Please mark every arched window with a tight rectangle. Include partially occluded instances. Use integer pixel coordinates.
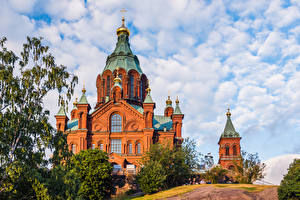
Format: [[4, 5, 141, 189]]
[[102, 79, 105, 99], [137, 143, 141, 154], [128, 143, 132, 154], [106, 76, 110, 96], [140, 81, 143, 100], [72, 144, 76, 154], [111, 114, 122, 132], [233, 145, 237, 156], [225, 146, 229, 156], [130, 74, 134, 98], [99, 143, 104, 151]]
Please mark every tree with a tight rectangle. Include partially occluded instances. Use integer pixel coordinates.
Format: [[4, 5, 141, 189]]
[[205, 165, 228, 184], [278, 159, 300, 200], [233, 151, 265, 184], [70, 149, 114, 200], [136, 160, 167, 194], [137, 138, 201, 194], [0, 36, 77, 198]]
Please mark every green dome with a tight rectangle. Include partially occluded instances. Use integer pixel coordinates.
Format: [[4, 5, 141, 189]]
[[103, 34, 143, 74]]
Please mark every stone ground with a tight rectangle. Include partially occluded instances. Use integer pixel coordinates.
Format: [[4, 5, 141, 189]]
[[163, 186, 278, 200]]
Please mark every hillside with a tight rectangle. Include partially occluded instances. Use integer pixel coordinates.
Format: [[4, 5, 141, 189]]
[[130, 184, 278, 200]]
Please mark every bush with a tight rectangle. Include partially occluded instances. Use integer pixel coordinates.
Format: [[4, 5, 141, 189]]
[[278, 159, 300, 200], [136, 161, 167, 194], [205, 166, 228, 184], [70, 149, 114, 200]]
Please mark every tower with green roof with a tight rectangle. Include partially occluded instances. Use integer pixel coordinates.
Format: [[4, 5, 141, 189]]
[[218, 108, 241, 170], [55, 15, 184, 173]]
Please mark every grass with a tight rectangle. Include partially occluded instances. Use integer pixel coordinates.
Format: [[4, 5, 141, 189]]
[[125, 184, 278, 200], [131, 185, 206, 200]]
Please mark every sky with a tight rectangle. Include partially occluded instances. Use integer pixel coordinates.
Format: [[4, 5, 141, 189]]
[[1, 0, 300, 184]]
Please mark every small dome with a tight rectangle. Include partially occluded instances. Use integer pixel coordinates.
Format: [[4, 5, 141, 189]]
[[116, 16, 130, 36]]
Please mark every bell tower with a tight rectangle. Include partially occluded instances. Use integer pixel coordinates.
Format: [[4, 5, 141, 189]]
[[218, 108, 241, 169]]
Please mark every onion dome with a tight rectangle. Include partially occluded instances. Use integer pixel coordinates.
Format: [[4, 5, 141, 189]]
[[103, 16, 143, 75], [116, 16, 130, 36], [166, 96, 172, 107], [113, 68, 122, 89]]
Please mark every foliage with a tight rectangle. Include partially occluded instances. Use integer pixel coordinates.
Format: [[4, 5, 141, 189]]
[[204, 165, 228, 184], [137, 138, 201, 194], [70, 149, 114, 200], [0, 36, 78, 198], [278, 159, 300, 200], [136, 161, 166, 194], [233, 151, 266, 184]]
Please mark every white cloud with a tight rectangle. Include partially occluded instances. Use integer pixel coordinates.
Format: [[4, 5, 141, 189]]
[[8, 0, 36, 13]]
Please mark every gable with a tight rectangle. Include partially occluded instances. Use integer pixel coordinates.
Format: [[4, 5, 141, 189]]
[[90, 100, 144, 132]]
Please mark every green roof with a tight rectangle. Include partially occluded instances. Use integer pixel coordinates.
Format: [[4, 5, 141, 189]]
[[103, 34, 143, 74], [56, 106, 66, 116], [78, 93, 88, 104], [221, 115, 240, 138], [67, 119, 78, 131], [153, 115, 173, 131], [173, 103, 182, 115], [143, 92, 154, 103]]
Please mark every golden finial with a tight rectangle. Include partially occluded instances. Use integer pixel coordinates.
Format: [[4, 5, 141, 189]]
[[117, 8, 130, 36], [82, 82, 86, 94], [146, 79, 151, 93], [226, 105, 231, 117], [166, 93, 172, 105], [73, 97, 78, 106], [114, 67, 122, 83], [175, 96, 179, 104]]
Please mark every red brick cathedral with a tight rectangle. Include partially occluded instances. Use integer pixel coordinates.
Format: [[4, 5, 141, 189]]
[[55, 17, 184, 173], [218, 109, 241, 170]]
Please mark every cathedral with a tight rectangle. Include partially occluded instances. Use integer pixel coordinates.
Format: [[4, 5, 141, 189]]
[[218, 109, 241, 170], [55, 17, 184, 174]]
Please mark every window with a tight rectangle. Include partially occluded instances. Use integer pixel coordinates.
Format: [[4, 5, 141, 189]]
[[140, 81, 143, 100], [102, 79, 105, 98], [111, 114, 122, 132], [128, 143, 132, 154], [92, 144, 95, 149], [225, 146, 229, 156], [233, 145, 237, 156], [99, 143, 104, 151], [111, 139, 121, 154], [137, 143, 141, 154], [130, 74, 134, 97], [72, 144, 76, 154], [106, 76, 110, 96]]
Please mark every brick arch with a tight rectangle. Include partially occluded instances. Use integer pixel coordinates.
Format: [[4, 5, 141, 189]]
[[125, 120, 139, 131], [108, 111, 124, 132], [135, 139, 144, 154], [127, 69, 140, 99]]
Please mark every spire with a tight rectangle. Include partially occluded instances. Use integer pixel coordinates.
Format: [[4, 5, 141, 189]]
[[222, 108, 240, 138], [143, 81, 153, 103], [103, 11, 142, 75], [116, 9, 130, 36], [166, 91, 172, 107], [173, 96, 182, 115], [56, 100, 66, 116], [78, 84, 88, 104], [72, 97, 78, 110]]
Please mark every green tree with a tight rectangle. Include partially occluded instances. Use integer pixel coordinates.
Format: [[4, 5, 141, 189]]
[[136, 160, 167, 194], [0, 36, 77, 198], [233, 151, 266, 184], [137, 138, 201, 194], [204, 165, 228, 184], [278, 159, 300, 200], [70, 149, 114, 200]]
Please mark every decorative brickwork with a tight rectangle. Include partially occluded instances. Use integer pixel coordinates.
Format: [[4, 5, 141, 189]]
[[55, 18, 184, 173]]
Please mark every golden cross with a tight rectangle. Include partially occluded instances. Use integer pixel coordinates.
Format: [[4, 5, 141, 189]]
[[120, 8, 127, 25], [227, 104, 230, 112], [120, 8, 127, 15]]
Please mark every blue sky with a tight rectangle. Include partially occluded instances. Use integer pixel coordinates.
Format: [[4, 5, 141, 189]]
[[1, 0, 300, 184]]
